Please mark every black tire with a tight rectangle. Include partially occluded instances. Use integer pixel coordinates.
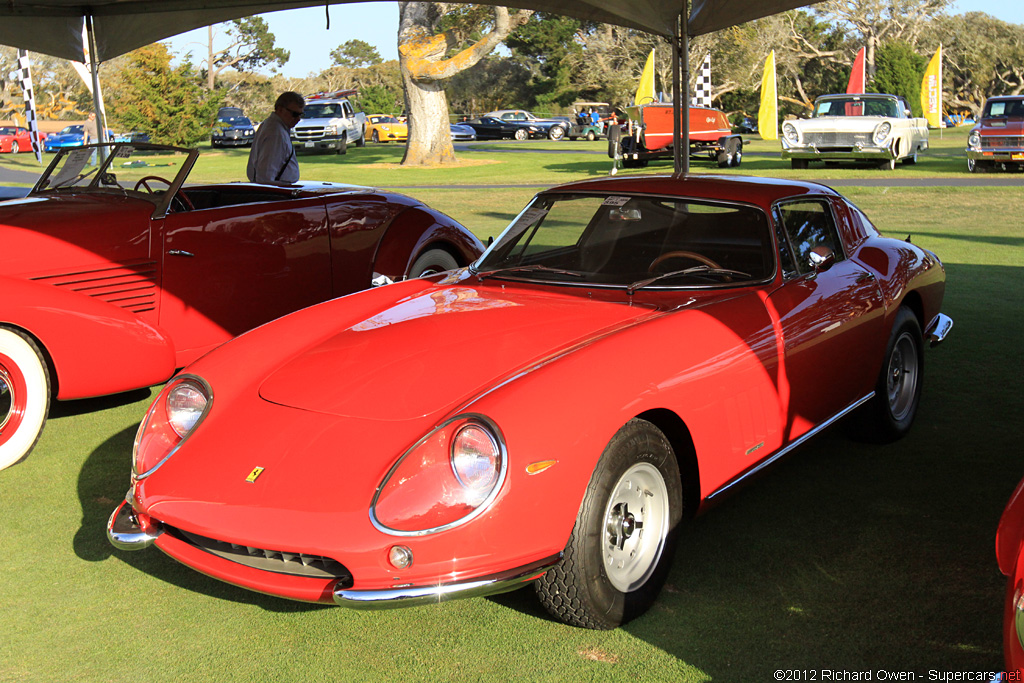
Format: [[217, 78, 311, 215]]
[[879, 157, 896, 171], [337, 134, 347, 155], [902, 149, 918, 165], [535, 419, 683, 629], [967, 158, 988, 173], [371, 130, 380, 143], [407, 248, 460, 278], [0, 326, 51, 471], [858, 307, 924, 442], [11, 141, 19, 154], [791, 159, 809, 170], [548, 126, 565, 141], [514, 129, 528, 141], [356, 133, 366, 148], [607, 125, 621, 159], [585, 131, 596, 142]]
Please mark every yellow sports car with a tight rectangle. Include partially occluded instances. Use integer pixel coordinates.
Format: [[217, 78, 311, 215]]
[[365, 115, 408, 143]]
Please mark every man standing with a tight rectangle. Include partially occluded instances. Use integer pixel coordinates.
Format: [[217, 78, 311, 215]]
[[247, 91, 304, 185]]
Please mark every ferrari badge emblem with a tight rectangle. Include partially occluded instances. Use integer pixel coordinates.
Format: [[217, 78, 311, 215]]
[[245, 466, 265, 483]]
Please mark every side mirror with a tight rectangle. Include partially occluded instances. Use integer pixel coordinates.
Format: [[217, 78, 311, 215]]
[[808, 245, 835, 273]]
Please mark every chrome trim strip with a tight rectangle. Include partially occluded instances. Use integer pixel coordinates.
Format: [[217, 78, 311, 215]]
[[925, 313, 953, 348], [705, 393, 875, 504], [107, 498, 163, 551], [132, 374, 214, 480], [333, 553, 561, 609]]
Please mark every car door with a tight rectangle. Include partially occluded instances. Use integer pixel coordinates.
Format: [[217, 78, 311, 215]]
[[765, 197, 886, 438], [157, 194, 333, 367]]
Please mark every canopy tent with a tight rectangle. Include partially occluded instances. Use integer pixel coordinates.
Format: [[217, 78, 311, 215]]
[[0, 0, 825, 171]]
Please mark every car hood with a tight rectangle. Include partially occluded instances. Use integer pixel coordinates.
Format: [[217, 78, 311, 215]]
[[977, 117, 1024, 135], [795, 116, 893, 132], [258, 284, 660, 422]]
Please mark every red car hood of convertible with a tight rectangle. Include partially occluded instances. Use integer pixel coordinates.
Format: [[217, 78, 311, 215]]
[[258, 282, 660, 422], [978, 116, 1024, 136]]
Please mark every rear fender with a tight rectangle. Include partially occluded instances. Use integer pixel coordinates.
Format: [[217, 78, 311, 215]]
[[373, 207, 484, 279], [0, 275, 175, 400]]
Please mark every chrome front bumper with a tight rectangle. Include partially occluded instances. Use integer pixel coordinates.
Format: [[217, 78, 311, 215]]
[[925, 313, 954, 348], [781, 146, 895, 161], [107, 498, 163, 551], [333, 553, 561, 609]]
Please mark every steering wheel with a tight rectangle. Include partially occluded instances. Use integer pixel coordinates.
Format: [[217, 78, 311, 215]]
[[133, 175, 194, 212], [648, 250, 724, 274], [133, 175, 172, 193]]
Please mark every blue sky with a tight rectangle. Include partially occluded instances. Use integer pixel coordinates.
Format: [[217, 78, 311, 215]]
[[165, 0, 1024, 79]]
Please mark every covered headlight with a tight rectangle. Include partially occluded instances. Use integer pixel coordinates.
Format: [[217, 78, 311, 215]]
[[133, 375, 212, 478], [968, 130, 981, 149], [872, 121, 892, 145], [782, 122, 799, 143], [371, 415, 506, 535]]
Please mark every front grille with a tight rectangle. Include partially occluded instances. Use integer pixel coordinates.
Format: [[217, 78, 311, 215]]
[[802, 131, 874, 148], [167, 525, 353, 584], [293, 126, 328, 140], [982, 135, 1024, 150], [31, 261, 157, 313]]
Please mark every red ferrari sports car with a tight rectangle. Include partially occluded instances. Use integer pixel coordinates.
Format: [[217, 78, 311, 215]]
[[997, 477, 1024, 676], [108, 173, 951, 629], [0, 125, 43, 154], [0, 142, 483, 471]]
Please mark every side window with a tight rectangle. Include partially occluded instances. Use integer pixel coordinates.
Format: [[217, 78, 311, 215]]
[[342, 102, 353, 118], [774, 200, 845, 277]]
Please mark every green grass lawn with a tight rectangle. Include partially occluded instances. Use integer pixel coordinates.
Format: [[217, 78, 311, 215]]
[[2, 128, 1023, 682]]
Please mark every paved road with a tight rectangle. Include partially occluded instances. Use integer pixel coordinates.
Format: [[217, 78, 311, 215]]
[[3, 148, 1022, 197]]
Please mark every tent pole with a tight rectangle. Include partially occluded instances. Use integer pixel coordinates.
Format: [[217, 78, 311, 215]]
[[85, 14, 109, 161], [674, 3, 691, 176]]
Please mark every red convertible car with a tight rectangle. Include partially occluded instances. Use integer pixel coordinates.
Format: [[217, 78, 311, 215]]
[[108, 173, 951, 629], [996, 477, 1024, 675], [0, 142, 483, 471]]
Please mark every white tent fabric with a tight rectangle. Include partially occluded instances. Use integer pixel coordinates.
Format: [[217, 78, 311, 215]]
[[0, 0, 824, 63]]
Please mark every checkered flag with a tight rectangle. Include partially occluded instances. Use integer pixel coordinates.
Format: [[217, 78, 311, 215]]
[[691, 53, 712, 108], [16, 50, 43, 164]]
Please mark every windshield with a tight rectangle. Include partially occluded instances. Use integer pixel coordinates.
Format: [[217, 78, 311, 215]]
[[983, 99, 1024, 118], [814, 98, 899, 118], [218, 117, 252, 126], [32, 142, 197, 198], [475, 193, 775, 289], [304, 103, 343, 118]]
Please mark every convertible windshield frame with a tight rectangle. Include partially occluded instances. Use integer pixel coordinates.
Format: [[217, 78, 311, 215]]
[[473, 190, 778, 291], [31, 142, 199, 219]]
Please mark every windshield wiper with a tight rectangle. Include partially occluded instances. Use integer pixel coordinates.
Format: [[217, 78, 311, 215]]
[[477, 264, 584, 281], [50, 167, 98, 190], [627, 265, 751, 294]]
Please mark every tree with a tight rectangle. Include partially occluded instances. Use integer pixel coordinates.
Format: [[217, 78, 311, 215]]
[[872, 40, 925, 115], [505, 14, 584, 110], [398, 2, 532, 166], [331, 39, 383, 68], [816, 0, 950, 81], [105, 43, 222, 145], [203, 17, 289, 90]]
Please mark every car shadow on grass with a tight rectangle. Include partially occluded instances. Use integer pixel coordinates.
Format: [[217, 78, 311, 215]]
[[73, 417, 329, 614]]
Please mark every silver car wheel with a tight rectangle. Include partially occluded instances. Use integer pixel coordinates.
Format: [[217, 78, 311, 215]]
[[886, 330, 919, 423], [602, 462, 670, 592]]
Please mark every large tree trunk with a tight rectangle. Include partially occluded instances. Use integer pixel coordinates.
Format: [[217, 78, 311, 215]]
[[398, 2, 531, 166]]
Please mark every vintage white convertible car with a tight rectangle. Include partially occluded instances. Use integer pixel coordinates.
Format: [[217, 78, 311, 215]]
[[781, 94, 929, 170]]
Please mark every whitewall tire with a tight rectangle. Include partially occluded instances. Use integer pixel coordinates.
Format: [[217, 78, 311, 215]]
[[0, 327, 51, 471]]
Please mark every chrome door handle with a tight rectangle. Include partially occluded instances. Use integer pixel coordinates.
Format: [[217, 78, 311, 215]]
[[168, 250, 194, 257]]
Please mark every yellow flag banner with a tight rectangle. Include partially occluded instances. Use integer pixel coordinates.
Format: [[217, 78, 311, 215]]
[[921, 45, 942, 128], [758, 50, 778, 141], [634, 49, 656, 105]]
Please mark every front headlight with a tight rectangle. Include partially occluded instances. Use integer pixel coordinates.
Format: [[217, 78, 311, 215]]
[[968, 130, 981, 149], [371, 415, 506, 535], [782, 122, 799, 144], [133, 375, 212, 478], [872, 121, 892, 145], [326, 124, 338, 135]]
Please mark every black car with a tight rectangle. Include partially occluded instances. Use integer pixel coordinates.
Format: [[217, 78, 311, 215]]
[[463, 116, 543, 141], [211, 115, 255, 148]]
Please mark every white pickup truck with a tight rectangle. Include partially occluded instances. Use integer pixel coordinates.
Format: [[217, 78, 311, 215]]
[[291, 90, 367, 154]]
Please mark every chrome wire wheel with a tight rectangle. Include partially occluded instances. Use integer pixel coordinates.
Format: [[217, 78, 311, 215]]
[[602, 462, 670, 593], [886, 330, 920, 423]]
